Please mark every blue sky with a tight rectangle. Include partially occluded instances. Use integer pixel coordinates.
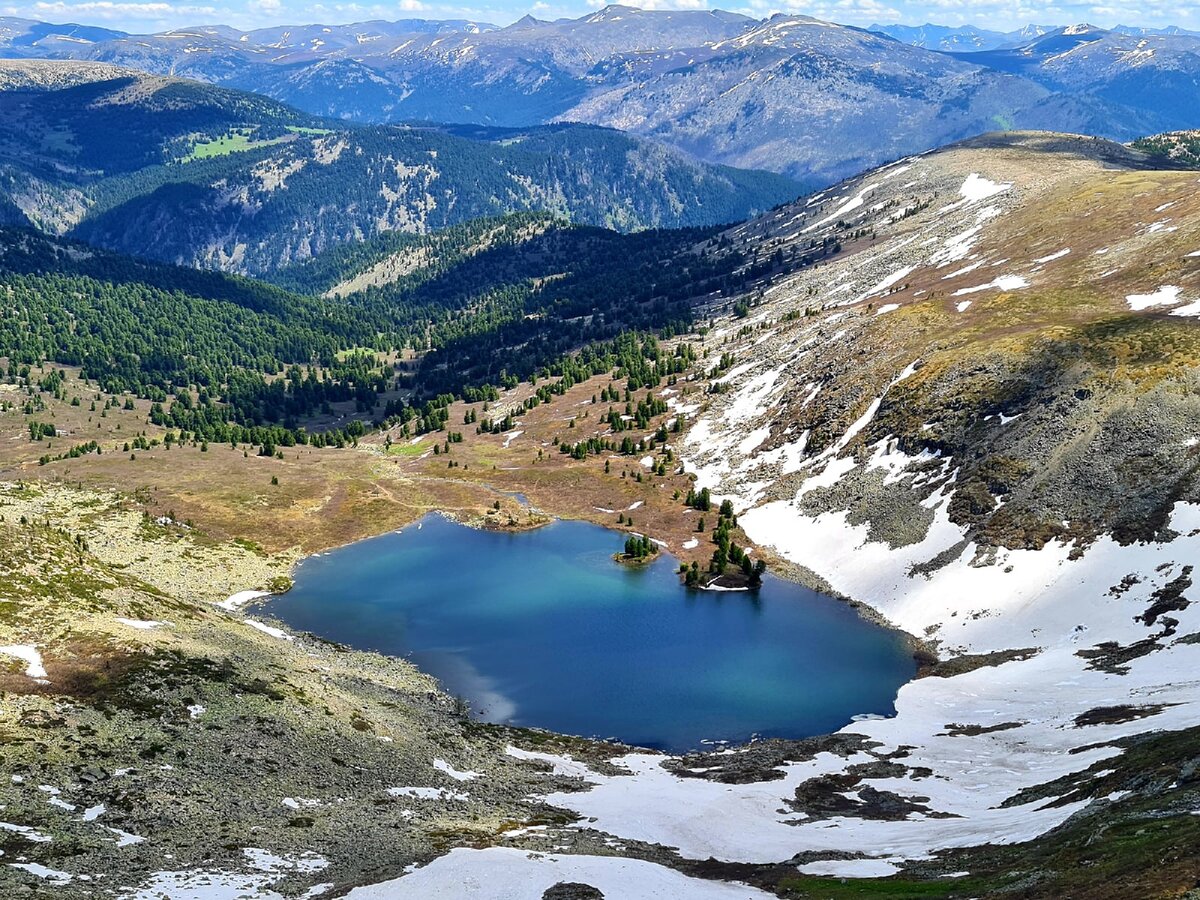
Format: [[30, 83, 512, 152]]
[[3, 0, 1195, 37]]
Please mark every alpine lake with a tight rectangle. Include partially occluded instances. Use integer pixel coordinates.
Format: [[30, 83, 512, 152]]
[[255, 514, 915, 752]]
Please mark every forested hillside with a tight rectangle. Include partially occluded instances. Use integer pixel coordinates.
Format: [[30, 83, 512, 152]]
[[0, 63, 801, 274], [1132, 130, 1200, 168], [0, 227, 390, 441], [0, 71, 311, 175], [0, 208, 778, 445], [269, 211, 777, 394], [71, 121, 799, 274]]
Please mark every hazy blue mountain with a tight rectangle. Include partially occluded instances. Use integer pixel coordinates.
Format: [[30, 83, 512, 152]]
[[239, 18, 496, 52], [2, 7, 756, 126], [1112, 24, 1200, 38], [558, 15, 1053, 183], [871, 22, 1066, 51], [869, 23, 1015, 52], [957, 25, 1200, 126], [0, 18, 127, 53]]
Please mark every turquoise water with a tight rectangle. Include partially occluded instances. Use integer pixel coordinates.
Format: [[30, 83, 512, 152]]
[[257, 515, 914, 752]]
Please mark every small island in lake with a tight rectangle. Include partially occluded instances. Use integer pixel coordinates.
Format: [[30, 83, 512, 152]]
[[679, 494, 767, 589], [615, 533, 659, 565]]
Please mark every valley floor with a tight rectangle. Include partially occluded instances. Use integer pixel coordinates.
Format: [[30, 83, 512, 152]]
[[0, 361, 811, 899], [6, 133, 1200, 898], [1, 353, 1197, 899]]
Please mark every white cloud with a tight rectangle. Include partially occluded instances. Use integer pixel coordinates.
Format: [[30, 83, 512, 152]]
[[633, 0, 708, 8], [750, 0, 901, 23], [33, 0, 215, 13], [1, 0, 1194, 46], [586, 0, 707, 7]]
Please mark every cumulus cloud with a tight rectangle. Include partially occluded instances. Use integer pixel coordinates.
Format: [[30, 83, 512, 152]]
[[740, 0, 901, 23], [635, 0, 709, 8], [723, 0, 1185, 28], [586, 0, 707, 7], [4, 0, 1196, 41], [33, 0, 215, 13]]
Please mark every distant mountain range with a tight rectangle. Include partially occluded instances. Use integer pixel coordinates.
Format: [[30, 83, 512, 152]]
[[870, 21, 1200, 51], [869, 22, 1055, 52], [5, 9, 1200, 185], [946, 25, 1200, 127]]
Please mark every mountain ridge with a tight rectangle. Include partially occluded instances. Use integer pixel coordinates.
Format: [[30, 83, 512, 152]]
[[8, 9, 1200, 185]]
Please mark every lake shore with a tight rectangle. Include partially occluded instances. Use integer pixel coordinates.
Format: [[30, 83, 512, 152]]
[[0, 362, 937, 898]]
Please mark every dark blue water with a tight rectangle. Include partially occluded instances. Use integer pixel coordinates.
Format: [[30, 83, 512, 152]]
[[258, 515, 914, 752]]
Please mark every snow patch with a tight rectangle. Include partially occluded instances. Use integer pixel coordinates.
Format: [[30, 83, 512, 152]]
[[0, 821, 52, 842], [804, 180, 883, 233], [82, 804, 106, 822], [244, 619, 293, 641], [125, 849, 327, 900], [1033, 248, 1070, 264], [1126, 285, 1181, 310], [339, 846, 776, 899], [8, 862, 72, 884], [0, 644, 47, 680], [217, 590, 270, 612], [1170, 300, 1200, 318], [387, 787, 467, 801], [957, 173, 1010, 205], [108, 826, 145, 847], [952, 275, 1028, 296], [433, 759, 480, 782], [798, 858, 903, 878], [506, 745, 594, 780]]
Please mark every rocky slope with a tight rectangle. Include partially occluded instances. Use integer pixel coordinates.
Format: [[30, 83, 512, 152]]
[[535, 130, 1200, 891], [683, 131, 1200, 550]]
